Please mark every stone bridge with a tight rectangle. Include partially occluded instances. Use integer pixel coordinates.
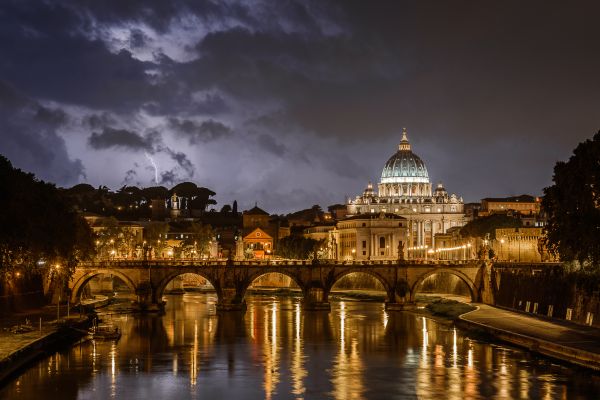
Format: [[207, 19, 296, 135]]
[[69, 259, 494, 312]]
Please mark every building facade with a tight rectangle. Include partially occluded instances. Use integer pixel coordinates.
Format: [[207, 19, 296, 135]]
[[480, 195, 541, 216], [328, 213, 408, 260], [347, 129, 465, 249]]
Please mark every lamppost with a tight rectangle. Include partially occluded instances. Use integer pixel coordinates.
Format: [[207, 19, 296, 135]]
[[500, 238, 505, 261], [351, 248, 356, 260], [55, 264, 61, 321]]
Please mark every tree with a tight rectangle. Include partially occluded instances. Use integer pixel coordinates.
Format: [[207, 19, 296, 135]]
[[0, 155, 95, 280], [144, 222, 170, 256], [542, 131, 600, 267], [178, 222, 214, 258], [94, 217, 123, 258], [277, 235, 322, 259], [460, 214, 521, 239]]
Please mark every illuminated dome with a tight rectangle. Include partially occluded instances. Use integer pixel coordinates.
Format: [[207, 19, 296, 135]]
[[380, 128, 430, 184]]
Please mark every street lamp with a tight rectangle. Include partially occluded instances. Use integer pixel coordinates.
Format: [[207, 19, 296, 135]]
[[500, 238, 505, 260], [351, 248, 356, 260], [54, 264, 61, 320]]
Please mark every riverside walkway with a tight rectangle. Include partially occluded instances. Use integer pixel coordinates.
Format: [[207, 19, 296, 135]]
[[459, 304, 600, 370]]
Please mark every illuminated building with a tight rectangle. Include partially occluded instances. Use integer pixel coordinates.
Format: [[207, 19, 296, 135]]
[[347, 129, 465, 249], [329, 213, 408, 260], [480, 195, 541, 216]]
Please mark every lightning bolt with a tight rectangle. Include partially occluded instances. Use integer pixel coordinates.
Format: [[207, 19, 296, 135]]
[[145, 152, 159, 184]]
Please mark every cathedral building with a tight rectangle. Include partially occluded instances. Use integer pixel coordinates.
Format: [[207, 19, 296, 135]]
[[346, 128, 465, 250]]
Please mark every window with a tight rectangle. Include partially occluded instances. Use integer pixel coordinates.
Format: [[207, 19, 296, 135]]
[[362, 251, 367, 256], [362, 223, 366, 227], [362, 240, 367, 248], [379, 237, 386, 248]]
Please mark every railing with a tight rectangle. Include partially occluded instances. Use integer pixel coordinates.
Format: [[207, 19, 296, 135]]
[[78, 258, 481, 268], [492, 261, 563, 270]]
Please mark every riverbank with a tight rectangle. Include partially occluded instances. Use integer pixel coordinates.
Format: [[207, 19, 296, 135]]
[[0, 312, 92, 386], [457, 304, 600, 371]]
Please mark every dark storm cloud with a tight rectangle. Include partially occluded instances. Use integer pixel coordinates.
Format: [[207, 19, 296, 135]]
[[0, 81, 84, 184], [34, 107, 68, 127], [168, 118, 232, 144], [0, 1, 160, 112], [0, 0, 599, 210], [85, 113, 118, 130], [129, 29, 148, 49], [162, 147, 194, 177], [256, 134, 288, 156], [160, 169, 177, 186], [88, 128, 157, 152]]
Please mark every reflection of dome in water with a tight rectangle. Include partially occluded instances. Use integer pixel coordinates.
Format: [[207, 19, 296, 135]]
[[380, 128, 429, 184]]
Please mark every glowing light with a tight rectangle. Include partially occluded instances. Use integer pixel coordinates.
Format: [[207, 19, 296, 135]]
[[144, 152, 159, 184]]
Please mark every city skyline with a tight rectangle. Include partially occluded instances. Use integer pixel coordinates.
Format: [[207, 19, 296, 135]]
[[0, 1, 599, 213]]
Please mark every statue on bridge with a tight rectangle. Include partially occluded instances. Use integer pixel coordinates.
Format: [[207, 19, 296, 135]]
[[398, 241, 405, 261]]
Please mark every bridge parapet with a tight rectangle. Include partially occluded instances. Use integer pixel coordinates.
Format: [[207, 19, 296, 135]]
[[492, 262, 563, 270], [79, 258, 481, 269], [70, 259, 489, 313]]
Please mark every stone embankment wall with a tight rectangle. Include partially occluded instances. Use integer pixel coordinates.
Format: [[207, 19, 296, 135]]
[[493, 264, 600, 328]]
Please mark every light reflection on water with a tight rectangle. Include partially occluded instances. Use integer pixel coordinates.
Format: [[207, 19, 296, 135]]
[[1, 293, 600, 399]]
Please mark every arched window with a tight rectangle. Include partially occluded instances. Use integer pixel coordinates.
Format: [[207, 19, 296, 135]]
[[379, 237, 386, 248]]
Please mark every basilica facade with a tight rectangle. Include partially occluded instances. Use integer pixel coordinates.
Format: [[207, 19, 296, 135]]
[[345, 129, 465, 252]]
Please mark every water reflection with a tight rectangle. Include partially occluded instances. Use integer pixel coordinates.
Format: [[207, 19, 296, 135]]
[[1, 294, 600, 399]]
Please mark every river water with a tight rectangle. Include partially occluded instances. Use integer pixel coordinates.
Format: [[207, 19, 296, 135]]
[[2, 293, 600, 399]]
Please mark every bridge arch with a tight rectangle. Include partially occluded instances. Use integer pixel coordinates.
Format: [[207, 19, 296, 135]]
[[70, 269, 137, 303], [329, 268, 393, 302], [155, 271, 220, 302], [410, 268, 477, 302], [240, 269, 306, 301]]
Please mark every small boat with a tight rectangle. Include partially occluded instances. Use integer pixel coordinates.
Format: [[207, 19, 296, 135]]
[[89, 324, 122, 341]]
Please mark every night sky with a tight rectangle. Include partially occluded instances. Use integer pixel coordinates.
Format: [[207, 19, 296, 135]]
[[1, 1, 599, 213]]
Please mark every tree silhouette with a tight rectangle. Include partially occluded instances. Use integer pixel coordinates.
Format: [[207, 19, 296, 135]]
[[543, 130, 600, 267]]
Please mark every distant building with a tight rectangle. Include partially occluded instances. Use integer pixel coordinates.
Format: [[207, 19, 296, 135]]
[[243, 227, 273, 259], [328, 213, 408, 260], [242, 205, 290, 258], [493, 227, 551, 262], [480, 195, 541, 216], [243, 205, 270, 229], [304, 224, 336, 242], [328, 204, 349, 220], [464, 203, 482, 222], [347, 129, 465, 248], [83, 214, 144, 258]]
